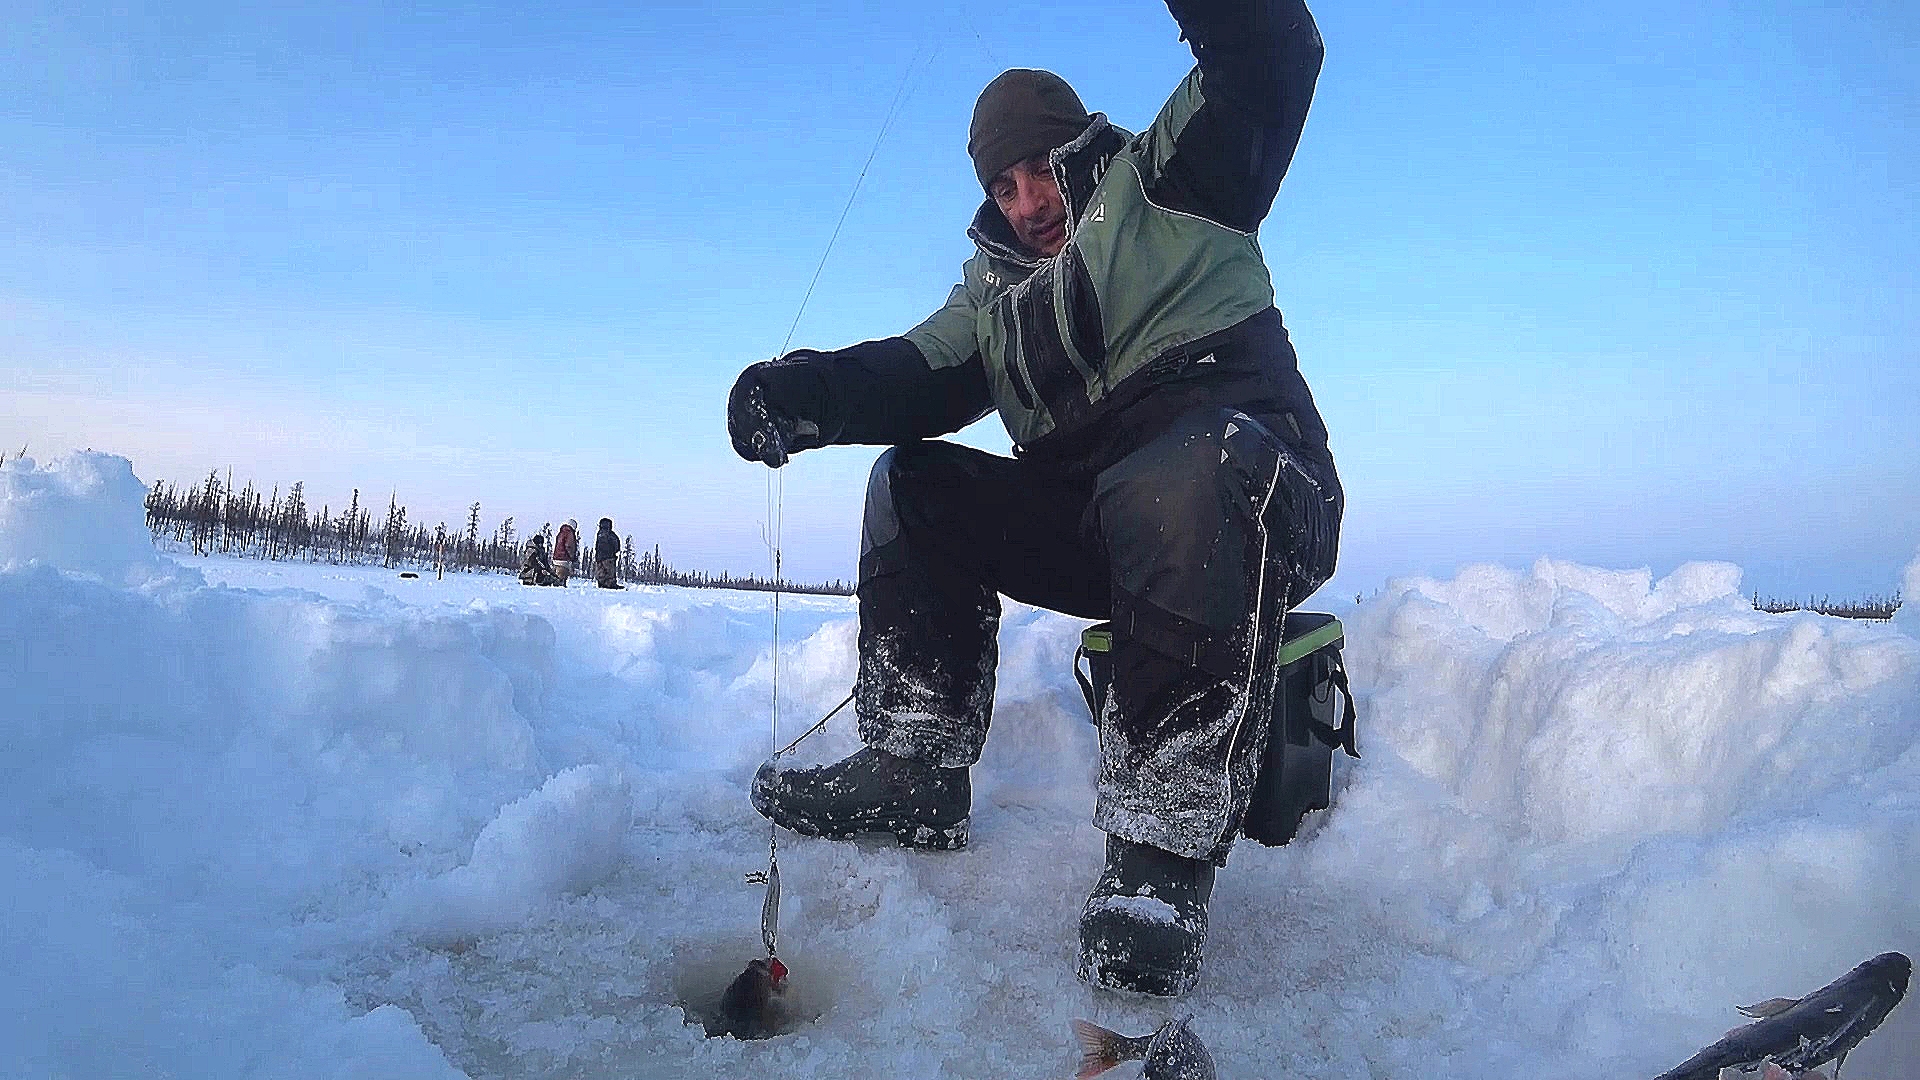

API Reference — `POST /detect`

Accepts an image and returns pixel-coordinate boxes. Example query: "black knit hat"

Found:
[967,69,1090,192]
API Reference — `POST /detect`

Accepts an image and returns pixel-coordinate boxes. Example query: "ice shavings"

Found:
[403,765,636,944]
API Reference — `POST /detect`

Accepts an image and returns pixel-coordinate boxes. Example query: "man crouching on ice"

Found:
[725,0,1342,997]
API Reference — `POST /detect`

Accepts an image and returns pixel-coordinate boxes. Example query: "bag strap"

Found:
[1073,644,1100,721]
[1304,655,1360,758]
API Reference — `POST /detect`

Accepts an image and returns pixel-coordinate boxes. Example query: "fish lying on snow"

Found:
[1651,951,1909,1080]
[1072,1015,1214,1080]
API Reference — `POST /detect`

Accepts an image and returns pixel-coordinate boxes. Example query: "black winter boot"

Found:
[1077,835,1215,996]
[751,746,971,850]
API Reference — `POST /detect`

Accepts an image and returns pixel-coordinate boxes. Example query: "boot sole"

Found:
[820,817,969,851]
[773,813,970,851]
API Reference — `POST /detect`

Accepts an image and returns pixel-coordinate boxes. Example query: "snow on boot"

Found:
[1077,835,1215,997]
[751,746,970,850]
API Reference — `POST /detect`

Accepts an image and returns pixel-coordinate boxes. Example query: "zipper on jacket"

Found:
[998,298,1039,411]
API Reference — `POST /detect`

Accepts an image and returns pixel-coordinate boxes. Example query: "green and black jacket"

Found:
[777,0,1333,472]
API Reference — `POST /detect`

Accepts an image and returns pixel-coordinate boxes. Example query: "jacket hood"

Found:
[966,113,1127,271]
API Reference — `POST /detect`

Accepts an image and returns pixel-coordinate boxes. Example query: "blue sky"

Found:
[4,0,1916,598]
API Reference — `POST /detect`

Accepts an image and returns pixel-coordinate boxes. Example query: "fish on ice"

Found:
[1071,1014,1214,1080]
[1651,951,1909,1080]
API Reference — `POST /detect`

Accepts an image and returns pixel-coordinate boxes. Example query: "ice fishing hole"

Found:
[670,945,832,1041]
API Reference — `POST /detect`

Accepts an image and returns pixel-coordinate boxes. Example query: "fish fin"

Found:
[1756,1064,1835,1080]
[1764,1067,1824,1080]
[1739,996,1802,1019]
[1071,1018,1128,1079]
[1761,1066,1833,1080]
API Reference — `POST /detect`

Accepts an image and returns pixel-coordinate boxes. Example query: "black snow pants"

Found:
[854,404,1341,863]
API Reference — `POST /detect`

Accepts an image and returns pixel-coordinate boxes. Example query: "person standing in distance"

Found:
[593,517,624,590]
[552,518,580,586]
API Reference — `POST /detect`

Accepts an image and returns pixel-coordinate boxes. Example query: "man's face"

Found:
[989,154,1068,258]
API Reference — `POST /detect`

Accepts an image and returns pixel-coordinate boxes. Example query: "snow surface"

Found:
[2,450,1916,1079]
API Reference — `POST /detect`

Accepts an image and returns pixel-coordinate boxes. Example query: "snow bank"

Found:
[1341,557,1912,845]
[0,450,175,584]
[3,453,1916,1079]
[0,454,601,1077]
[1322,557,1920,1068]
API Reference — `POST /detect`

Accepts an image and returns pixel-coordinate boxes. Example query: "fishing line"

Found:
[758,466,785,959]
[777,691,853,756]
[777,44,937,358]
[755,45,934,964]
[958,9,1004,72]
[764,44,931,764]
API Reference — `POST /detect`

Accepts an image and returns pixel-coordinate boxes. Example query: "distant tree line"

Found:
[1751,591,1902,621]
[142,469,853,596]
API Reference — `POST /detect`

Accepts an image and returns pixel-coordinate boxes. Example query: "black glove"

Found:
[727,355,831,468]
[728,381,797,468]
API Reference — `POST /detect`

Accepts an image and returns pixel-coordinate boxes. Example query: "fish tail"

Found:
[1071,1018,1140,1079]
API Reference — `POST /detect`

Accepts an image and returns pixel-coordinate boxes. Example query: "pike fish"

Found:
[1072,1015,1214,1080]
[1651,951,1909,1080]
